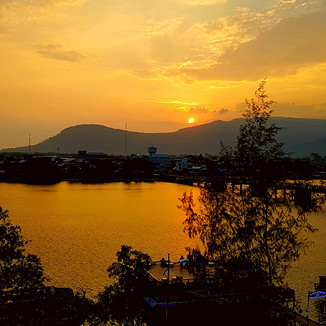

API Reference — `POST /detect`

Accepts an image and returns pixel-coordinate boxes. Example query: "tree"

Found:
[179,186,321,287]
[179,82,324,288]
[90,245,154,326]
[220,80,286,180]
[0,207,46,290]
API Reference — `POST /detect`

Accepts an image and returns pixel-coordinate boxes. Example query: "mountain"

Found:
[2,117,326,156]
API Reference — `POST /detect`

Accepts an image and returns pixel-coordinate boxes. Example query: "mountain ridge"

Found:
[3,117,326,157]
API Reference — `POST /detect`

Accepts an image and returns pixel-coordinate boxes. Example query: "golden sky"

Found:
[1,0,326,149]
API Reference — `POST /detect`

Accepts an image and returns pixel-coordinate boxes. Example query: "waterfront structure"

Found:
[143,257,300,326]
[174,159,189,171]
[148,146,171,172]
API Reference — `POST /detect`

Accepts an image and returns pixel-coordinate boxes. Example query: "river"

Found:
[0,181,200,295]
[0,181,325,319]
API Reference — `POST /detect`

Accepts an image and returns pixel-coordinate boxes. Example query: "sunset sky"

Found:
[1,0,326,149]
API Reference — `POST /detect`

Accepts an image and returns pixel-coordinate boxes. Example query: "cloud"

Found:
[34,43,86,62]
[169,106,231,121]
[171,106,221,114]
[0,0,88,8]
[130,70,157,79]
[146,5,281,81]
[209,81,247,88]
[273,102,326,118]
[218,108,228,114]
[145,17,184,36]
[235,102,247,112]
[177,9,326,81]
[147,0,326,83]
[0,0,89,29]
[172,0,226,6]
[234,101,326,119]
[188,106,216,113]
[148,100,198,105]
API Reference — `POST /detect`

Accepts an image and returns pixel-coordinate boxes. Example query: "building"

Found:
[148,147,171,172]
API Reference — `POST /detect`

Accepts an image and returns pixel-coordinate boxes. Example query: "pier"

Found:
[159,174,326,207]
[147,261,324,326]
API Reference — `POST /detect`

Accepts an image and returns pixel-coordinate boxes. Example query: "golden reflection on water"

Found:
[0,182,200,296]
[285,207,326,319]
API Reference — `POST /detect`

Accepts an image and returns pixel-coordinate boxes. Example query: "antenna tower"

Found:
[29,134,31,155]
[125,122,128,156]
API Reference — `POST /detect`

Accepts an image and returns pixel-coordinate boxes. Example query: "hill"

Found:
[2,118,326,156]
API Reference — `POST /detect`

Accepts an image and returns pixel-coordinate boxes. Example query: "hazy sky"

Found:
[1,0,326,149]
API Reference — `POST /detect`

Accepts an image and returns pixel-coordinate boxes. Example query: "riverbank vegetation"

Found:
[0,206,46,290]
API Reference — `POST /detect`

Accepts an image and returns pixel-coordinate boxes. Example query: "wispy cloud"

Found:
[172,0,226,6]
[0,0,88,8]
[145,17,184,36]
[171,106,219,113]
[218,108,229,114]
[141,0,326,83]
[171,8,326,81]
[147,100,198,105]
[34,43,86,62]
[209,81,249,88]
[0,0,89,29]
[273,102,326,119]
[188,106,217,113]
[170,106,230,120]
[235,102,247,112]
[130,70,157,79]
[275,0,297,6]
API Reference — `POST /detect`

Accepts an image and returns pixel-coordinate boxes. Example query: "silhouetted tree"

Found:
[220,80,286,181]
[179,82,324,288]
[89,245,154,326]
[179,186,321,287]
[0,207,46,290]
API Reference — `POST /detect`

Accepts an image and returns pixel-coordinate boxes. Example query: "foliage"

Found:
[0,207,46,290]
[73,288,96,324]
[179,187,321,286]
[220,80,286,179]
[89,245,154,326]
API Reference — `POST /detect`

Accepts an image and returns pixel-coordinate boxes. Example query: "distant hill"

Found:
[2,117,326,157]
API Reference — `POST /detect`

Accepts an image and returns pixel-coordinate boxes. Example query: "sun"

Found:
[188,118,195,124]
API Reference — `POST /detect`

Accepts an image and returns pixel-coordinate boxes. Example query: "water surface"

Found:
[0,182,199,295]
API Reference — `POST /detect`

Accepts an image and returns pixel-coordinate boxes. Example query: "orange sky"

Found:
[1,0,326,149]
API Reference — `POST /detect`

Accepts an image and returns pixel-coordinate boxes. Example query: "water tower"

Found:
[148,146,157,157]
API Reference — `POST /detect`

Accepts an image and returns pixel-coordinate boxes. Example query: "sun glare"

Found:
[188,118,195,124]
